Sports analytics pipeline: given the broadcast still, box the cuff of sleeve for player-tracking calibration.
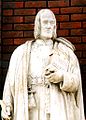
[60,72,77,92]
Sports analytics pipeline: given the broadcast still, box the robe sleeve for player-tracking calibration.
[2,43,25,110]
[60,50,81,93]
[59,48,85,119]
[2,70,14,110]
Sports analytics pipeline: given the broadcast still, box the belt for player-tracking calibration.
[27,74,50,88]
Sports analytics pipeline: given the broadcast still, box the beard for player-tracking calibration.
[40,29,53,40]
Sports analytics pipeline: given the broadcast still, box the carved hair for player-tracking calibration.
[34,9,57,40]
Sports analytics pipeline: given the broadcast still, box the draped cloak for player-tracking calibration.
[2,37,85,120]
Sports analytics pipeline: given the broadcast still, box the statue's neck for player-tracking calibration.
[37,38,53,43]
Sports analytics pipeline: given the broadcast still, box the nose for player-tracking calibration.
[47,22,51,28]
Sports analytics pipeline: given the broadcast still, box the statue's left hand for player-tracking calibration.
[45,64,63,83]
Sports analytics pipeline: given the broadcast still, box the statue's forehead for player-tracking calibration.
[41,11,55,19]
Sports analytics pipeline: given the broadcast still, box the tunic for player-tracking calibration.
[28,39,53,120]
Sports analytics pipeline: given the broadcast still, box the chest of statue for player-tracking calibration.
[29,40,53,77]
[28,41,70,84]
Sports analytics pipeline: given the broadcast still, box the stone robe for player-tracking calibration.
[2,38,85,120]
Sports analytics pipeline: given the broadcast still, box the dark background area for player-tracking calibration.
[0,0,86,119]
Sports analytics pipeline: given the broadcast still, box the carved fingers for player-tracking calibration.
[45,64,63,83]
[0,100,12,120]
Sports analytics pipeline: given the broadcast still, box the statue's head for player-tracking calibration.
[34,9,57,40]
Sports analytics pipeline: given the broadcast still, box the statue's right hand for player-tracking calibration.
[0,100,11,120]
[1,108,11,120]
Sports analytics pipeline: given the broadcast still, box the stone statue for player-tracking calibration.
[1,9,85,120]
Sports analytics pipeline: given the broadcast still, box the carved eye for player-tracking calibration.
[43,20,48,24]
[50,21,55,25]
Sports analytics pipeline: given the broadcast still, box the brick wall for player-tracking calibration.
[1,0,86,117]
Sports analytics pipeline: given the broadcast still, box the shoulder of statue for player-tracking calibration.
[11,40,34,57]
[55,37,76,52]
[14,40,35,52]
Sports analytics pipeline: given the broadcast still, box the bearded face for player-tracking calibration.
[34,9,57,40]
[40,11,56,40]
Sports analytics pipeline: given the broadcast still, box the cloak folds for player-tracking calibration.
[2,38,85,120]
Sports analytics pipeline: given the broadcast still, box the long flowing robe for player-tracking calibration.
[2,38,85,120]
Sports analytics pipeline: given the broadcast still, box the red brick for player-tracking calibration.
[48,1,69,7]
[14,9,36,15]
[66,37,81,43]
[2,31,23,38]
[82,22,86,28]
[71,29,86,36]
[14,38,32,45]
[71,0,86,6]
[2,24,12,30]
[25,1,46,8]
[3,39,14,45]
[50,8,59,14]
[75,44,86,51]
[25,16,35,23]
[14,24,34,30]
[83,7,86,13]
[14,38,27,45]
[3,16,23,23]
[2,54,11,61]
[61,7,82,14]
[24,31,34,38]
[15,2,24,8]
[3,2,23,8]
[82,36,86,43]
[71,14,86,21]
[80,59,86,65]
[75,51,82,58]
[56,15,69,22]
[57,30,69,36]
[2,46,17,53]
[60,22,81,29]
[3,10,13,16]
[83,51,86,58]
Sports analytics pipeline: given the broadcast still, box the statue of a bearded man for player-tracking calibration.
[1,9,85,120]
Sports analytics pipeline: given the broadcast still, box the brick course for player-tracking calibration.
[3,9,13,16]
[48,1,69,7]
[60,22,81,29]
[25,1,46,8]
[71,0,86,6]
[14,9,36,15]
[61,7,82,14]
[71,14,86,21]
[3,16,23,23]
[1,0,86,118]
